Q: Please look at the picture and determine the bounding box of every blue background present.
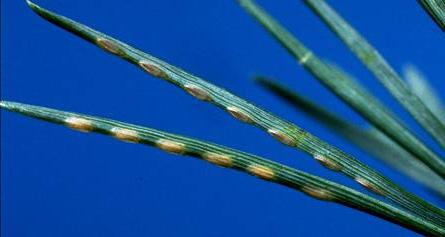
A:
[2,0,444,236]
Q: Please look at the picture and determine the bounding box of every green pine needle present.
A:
[418,0,445,31]
[404,64,445,124]
[2,100,445,236]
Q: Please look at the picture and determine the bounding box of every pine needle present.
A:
[2,100,444,236]
[418,0,445,31]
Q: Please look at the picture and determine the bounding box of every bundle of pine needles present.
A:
[2,0,445,235]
